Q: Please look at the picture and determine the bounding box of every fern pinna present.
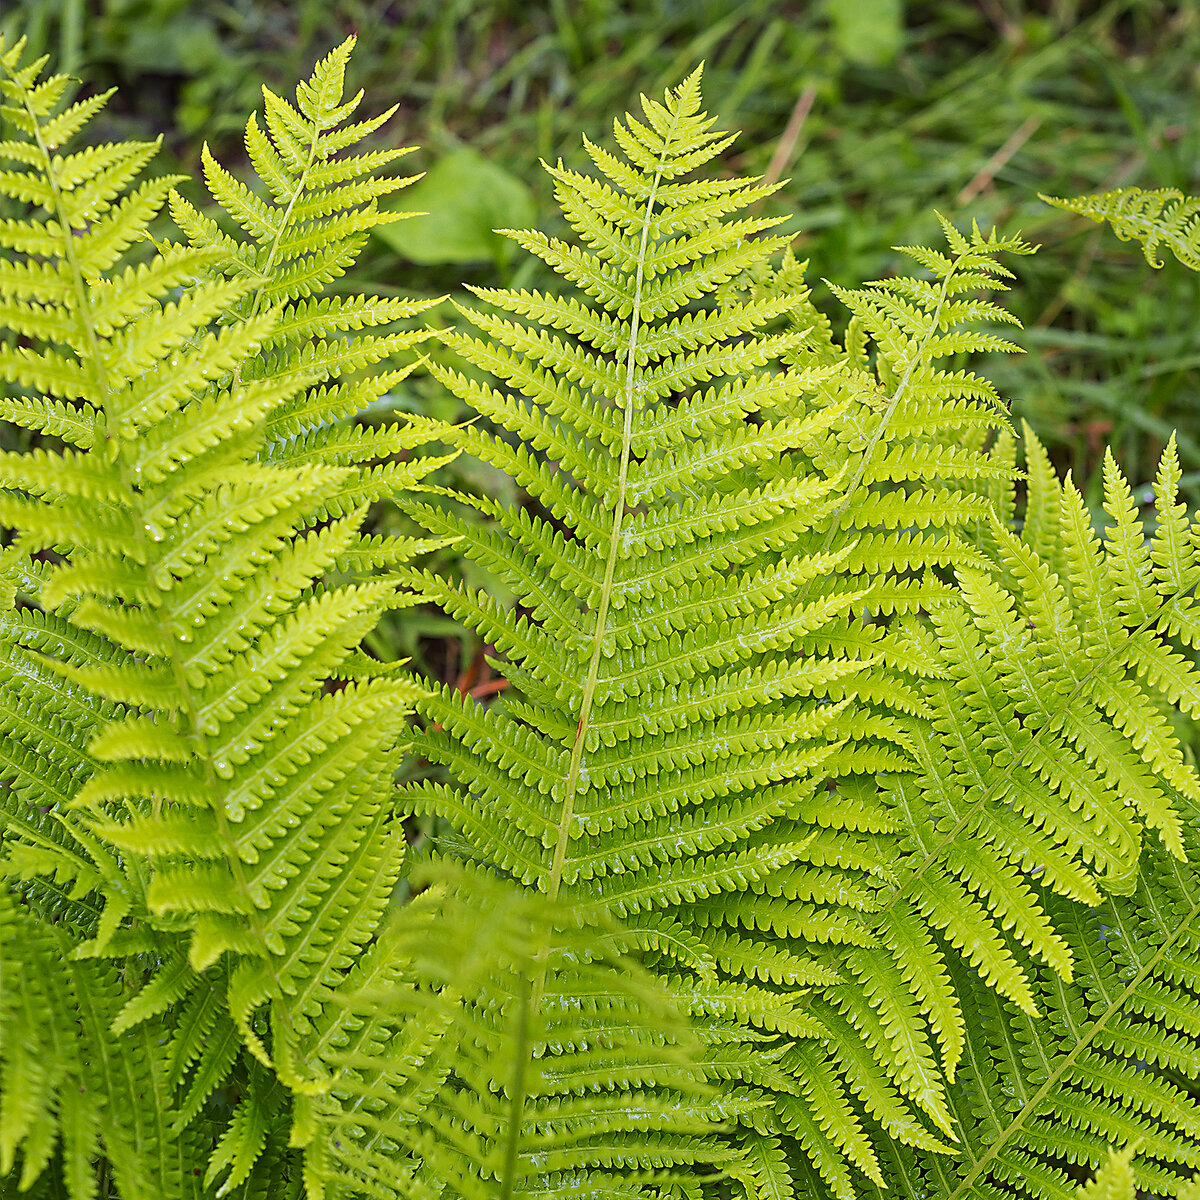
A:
[807,430,1200,1196]
[0,36,446,1195]
[872,834,1200,1200]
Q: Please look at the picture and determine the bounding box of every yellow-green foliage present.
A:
[6,31,1200,1200]
[0,35,444,1195]
[407,72,1200,1200]
[1043,186,1200,271]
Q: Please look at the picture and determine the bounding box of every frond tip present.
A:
[1043,186,1200,270]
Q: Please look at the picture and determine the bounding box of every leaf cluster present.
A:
[5,30,1200,1200]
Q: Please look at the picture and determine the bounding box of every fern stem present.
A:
[521,140,666,1153]
[544,119,681,903]
[497,971,533,1200]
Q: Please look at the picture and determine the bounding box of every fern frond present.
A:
[1044,186,1200,270]
[869,839,1200,1200]
[298,863,734,1197]
[170,34,441,533]
[401,69,955,1194]
[0,35,442,1197]
[722,194,1200,1189]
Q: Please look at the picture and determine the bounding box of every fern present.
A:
[408,72,1200,1196]
[399,69,898,1192]
[8,35,1200,1200]
[768,340,1200,1180]
[303,861,735,1198]
[0,35,440,1194]
[167,36,445,517]
[1042,186,1200,271]
[865,832,1200,1200]
[845,182,1200,1200]
[1058,1146,1200,1200]
[712,177,1200,1199]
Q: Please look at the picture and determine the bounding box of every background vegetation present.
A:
[3,0,1199,679]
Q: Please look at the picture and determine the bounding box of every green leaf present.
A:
[375,148,536,265]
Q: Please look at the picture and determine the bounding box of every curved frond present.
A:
[1044,186,1200,271]
[0,35,439,1198]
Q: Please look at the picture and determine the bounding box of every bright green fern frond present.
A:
[873,422,1200,990]
[402,70,930,1195]
[0,35,441,1198]
[757,221,1035,620]
[725,203,1200,1185]
[783,443,1200,1184]
[298,863,734,1197]
[866,837,1200,1200]
[408,70,1200,1193]
[1044,186,1200,271]
[170,34,443,535]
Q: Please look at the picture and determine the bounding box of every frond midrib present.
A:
[544,104,683,905]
